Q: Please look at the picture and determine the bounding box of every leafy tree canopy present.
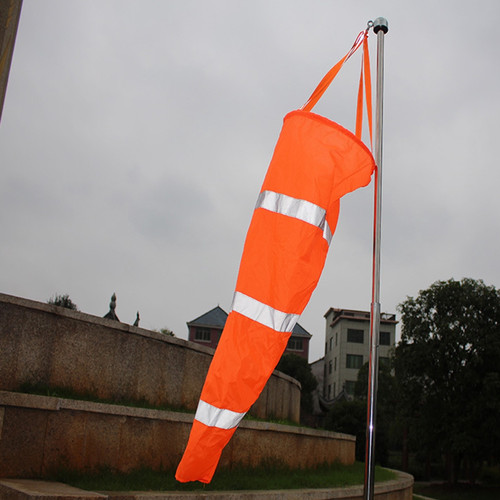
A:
[395,278,500,482]
[155,327,175,337]
[47,293,79,311]
[324,398,366,461]
[325,362,394,465]
[276,353,317,413]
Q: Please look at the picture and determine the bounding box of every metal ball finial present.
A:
[373,17,389,34]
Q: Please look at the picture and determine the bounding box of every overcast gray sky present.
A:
[1,0,499,362]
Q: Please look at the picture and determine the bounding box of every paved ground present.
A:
[0,478,416,500]
[0,479,106,499]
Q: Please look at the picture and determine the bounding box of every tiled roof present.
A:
[187,306,312,337]
[292,323,312,338]
[187,306,228,328]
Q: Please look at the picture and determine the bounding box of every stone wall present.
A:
[0,391,355,478]
[0,293,413,496]
[0,293,300,422]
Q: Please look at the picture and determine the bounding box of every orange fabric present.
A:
[356,61,364,140]
[302,55,349,113]
[176,31,375,485]
[301,30,367,113]
[236,209,328,313]
[176,420,237,484]
[304,29,372,149]
[356,36,373,145]
[200,313,291,411]
[363,37,373,148]
[175,112,375,484]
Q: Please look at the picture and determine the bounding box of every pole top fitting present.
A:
[373,17,388,34]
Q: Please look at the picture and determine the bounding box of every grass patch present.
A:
[17,382,302,427]
[18,382,189,414]
[52,462,396,492]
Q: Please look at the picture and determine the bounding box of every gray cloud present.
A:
[1,0,500,360]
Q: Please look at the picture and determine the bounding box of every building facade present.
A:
[186,306,228,351]
[322,307,397,400]
[187,306,312,361]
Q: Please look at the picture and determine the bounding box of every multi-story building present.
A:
[187,306,312,361]
[321,307,397,400]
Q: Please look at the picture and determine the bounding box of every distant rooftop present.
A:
[292,322,312,338]
[324,307,397,327]
[188,305,312,337]
[187,306,228,329]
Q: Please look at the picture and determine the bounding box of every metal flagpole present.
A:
[363,16,388,500]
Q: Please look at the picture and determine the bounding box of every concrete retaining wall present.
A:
[0,292,413,498]
[0,293,300,422]
[0,473,414,500]
[0,391,355,478]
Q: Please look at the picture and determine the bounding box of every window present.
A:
[347,328,364,343]
[328,360,333,374]
[346,354,363,369]
[329,338,332,351]
[344,380,356,395]
[380,331,391,345]
[195,327,211,342]
[334,357,337,371]
[328,384,332,399]
[335,332,338,346]
[287,338,303,351]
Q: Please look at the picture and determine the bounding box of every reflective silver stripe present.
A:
[195,399,246,430]
[323,222,332,244]
[231,291,299,333]
[256,190,332,245]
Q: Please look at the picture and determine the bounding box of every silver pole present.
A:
[363,16,388,500]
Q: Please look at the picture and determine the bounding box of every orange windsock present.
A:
[176,30,375,485]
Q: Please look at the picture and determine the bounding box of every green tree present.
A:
[354,359,396,403]
[47,293,78,311]
[323,362,395,464]
[156,327,175,337]
[276,353,317,415]
[324,398,366,461]
[394,278,500,483]
[353,361,397,465]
